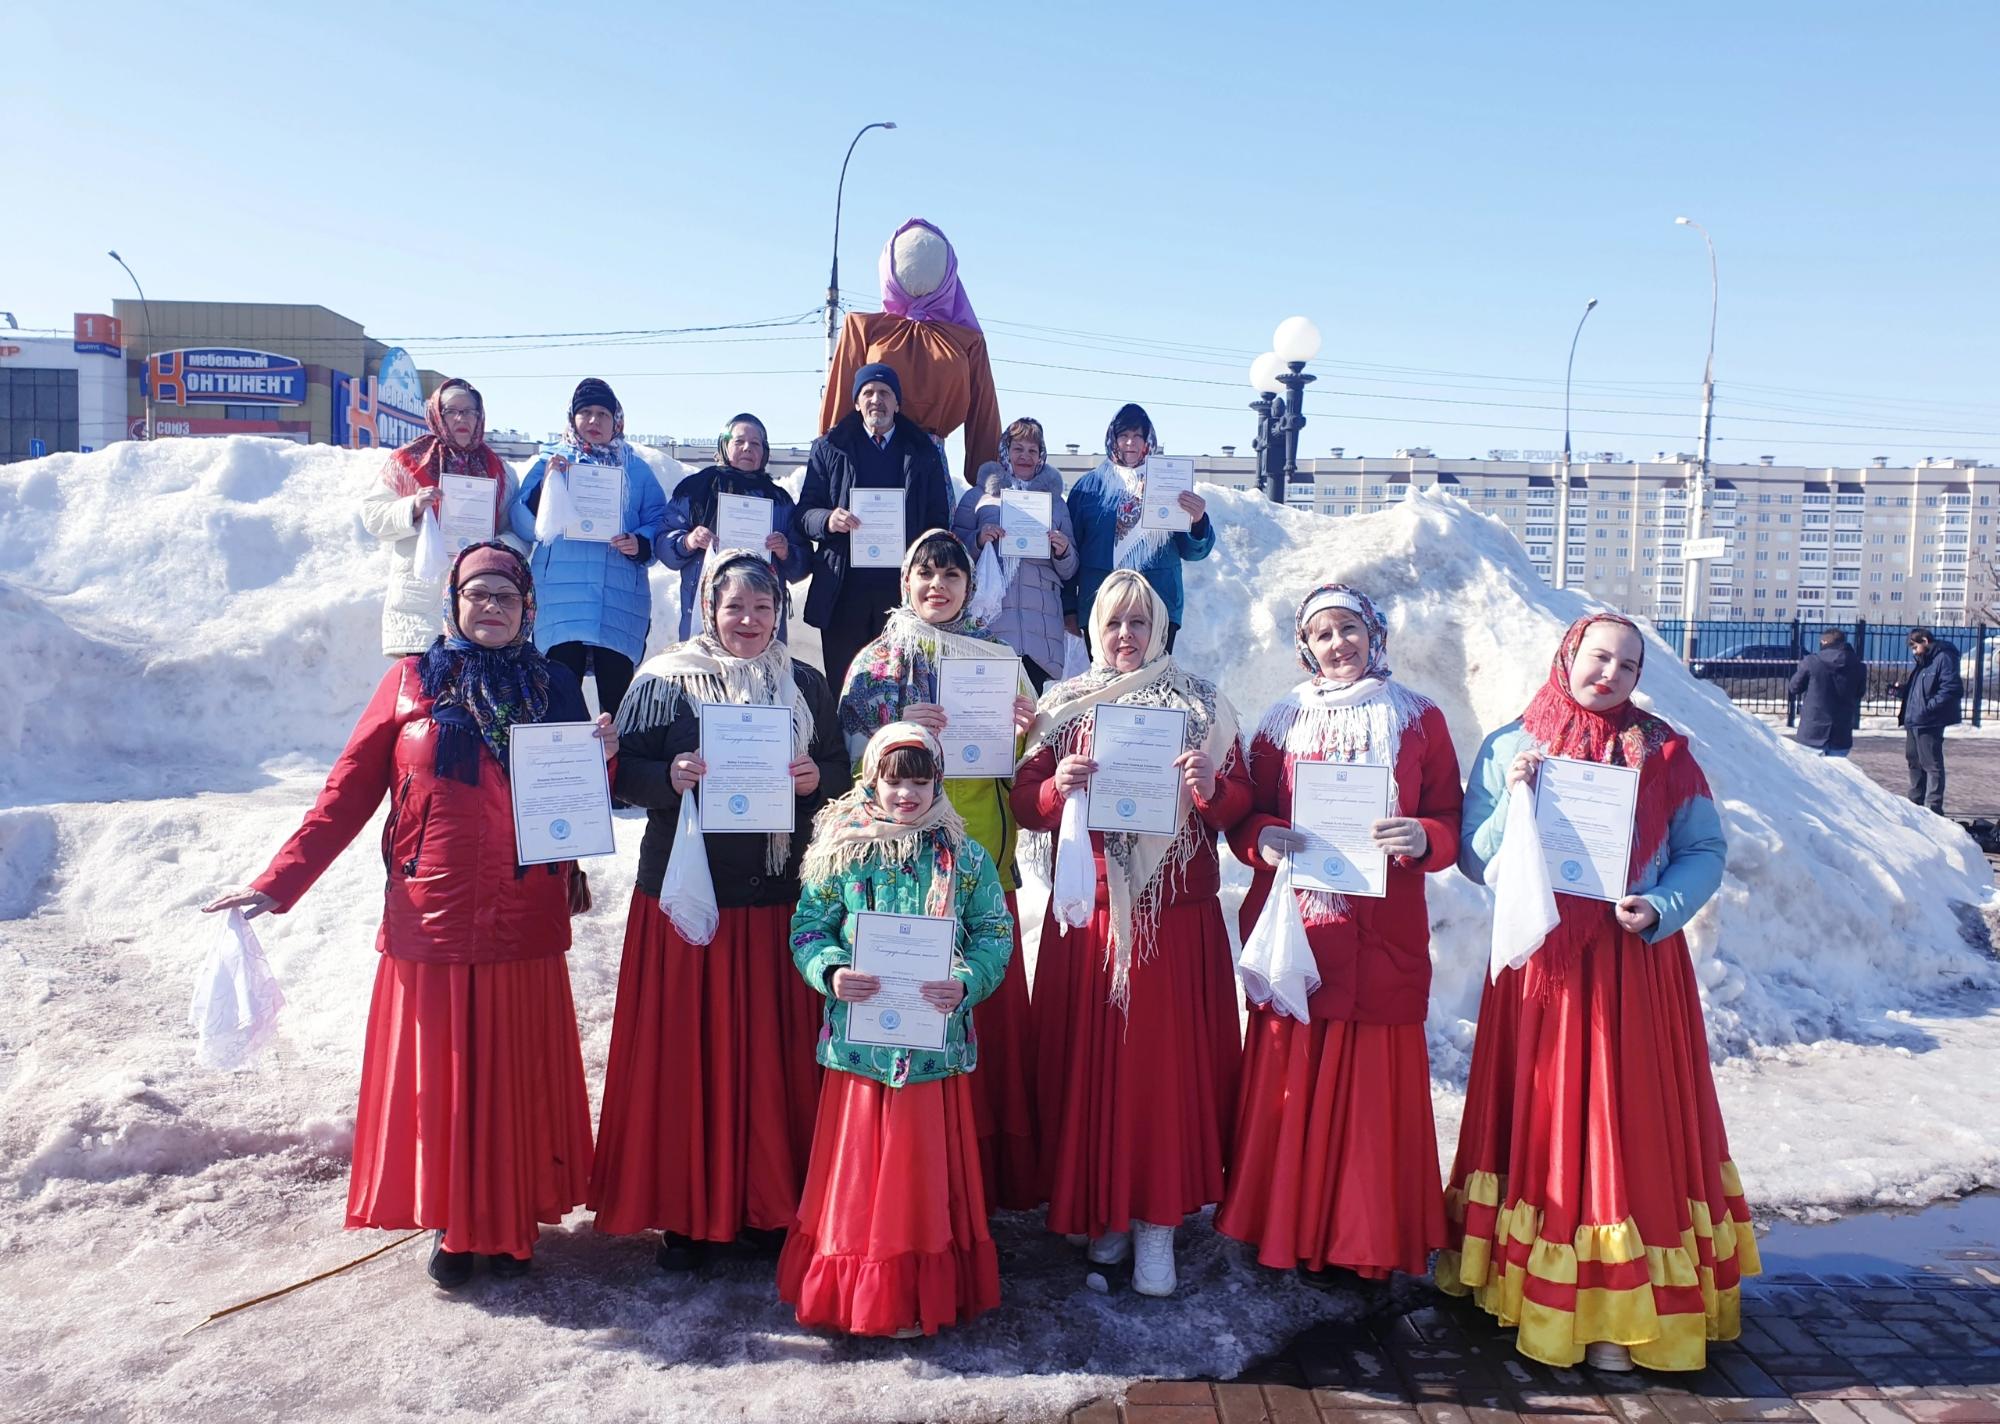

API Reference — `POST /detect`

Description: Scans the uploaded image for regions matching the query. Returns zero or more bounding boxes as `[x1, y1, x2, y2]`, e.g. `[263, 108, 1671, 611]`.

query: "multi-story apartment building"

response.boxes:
[657, 437, 1997, 628]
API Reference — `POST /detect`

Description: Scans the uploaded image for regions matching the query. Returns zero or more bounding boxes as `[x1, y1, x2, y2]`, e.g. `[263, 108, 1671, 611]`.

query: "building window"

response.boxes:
[0, 367, 82, 463]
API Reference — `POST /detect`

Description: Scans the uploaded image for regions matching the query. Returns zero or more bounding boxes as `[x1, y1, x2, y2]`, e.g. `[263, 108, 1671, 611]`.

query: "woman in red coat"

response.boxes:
[204, 542, 612, 1289]
[1215, 583, 1462, 1283]
[1012, 568, 1249, 1298]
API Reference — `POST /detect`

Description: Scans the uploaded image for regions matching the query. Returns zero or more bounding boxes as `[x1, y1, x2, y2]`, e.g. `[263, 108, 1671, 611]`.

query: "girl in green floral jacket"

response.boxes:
[777, 722, 1013, 1338]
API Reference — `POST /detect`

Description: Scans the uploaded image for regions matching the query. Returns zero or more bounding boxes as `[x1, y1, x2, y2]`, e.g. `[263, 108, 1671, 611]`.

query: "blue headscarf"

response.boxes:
[1294, 582, 1391, 683]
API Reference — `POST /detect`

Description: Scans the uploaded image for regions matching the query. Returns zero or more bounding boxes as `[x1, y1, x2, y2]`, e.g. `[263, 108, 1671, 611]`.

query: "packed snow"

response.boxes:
[2, 438, 1995, 1422]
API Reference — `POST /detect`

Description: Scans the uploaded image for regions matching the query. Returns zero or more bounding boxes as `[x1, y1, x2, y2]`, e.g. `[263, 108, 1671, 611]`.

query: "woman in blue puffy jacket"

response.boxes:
[510, 378, 669, 717]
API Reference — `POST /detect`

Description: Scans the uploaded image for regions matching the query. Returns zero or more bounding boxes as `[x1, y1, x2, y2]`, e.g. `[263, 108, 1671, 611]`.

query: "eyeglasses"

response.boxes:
[461, 589, 523, 611]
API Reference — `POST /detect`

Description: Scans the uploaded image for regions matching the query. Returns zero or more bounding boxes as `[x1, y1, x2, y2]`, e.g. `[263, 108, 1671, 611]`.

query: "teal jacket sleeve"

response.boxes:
[950, 845, 1014, 1010]
[790, 875, 852, 993]
[1638, 793, 1727, 943]
[1457, 723, 1525, 886]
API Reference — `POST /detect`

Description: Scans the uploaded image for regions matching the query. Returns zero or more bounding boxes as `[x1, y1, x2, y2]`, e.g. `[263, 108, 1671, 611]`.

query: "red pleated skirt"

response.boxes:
[1216, 1011, 1445, 1277]
[1438, 921, 1761, 1371]
[777, 1070, 1000, 1337]
[965, 889, 1038, 1210]
[1030, 896, 1243, 1238]
[346, 951, 593, 1259]
[589, 894, 823, 1240]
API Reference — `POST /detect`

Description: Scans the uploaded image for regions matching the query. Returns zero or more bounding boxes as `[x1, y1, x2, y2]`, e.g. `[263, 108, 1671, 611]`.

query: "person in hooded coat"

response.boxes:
[1440, 613, 1758, 1373]
[589, 552, 849, 1272]
[1217, 584, 1462, 1283]
[1066, 403, 1214, 651]
[1788, 628, 1865, 756]
[359, 377, 520, 657]
[510, 377, 669, 719]
[952, 416, 1081, 691]
[659, 412, 810, 642]
[203, 543, 610, 1290]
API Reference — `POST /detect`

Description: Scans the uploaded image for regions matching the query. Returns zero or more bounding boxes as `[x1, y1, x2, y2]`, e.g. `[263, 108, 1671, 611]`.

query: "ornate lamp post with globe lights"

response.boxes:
[1247, 317, 1322, 505]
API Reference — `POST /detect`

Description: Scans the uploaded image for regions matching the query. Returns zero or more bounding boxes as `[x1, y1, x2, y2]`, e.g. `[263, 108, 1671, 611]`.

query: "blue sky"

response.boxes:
[6, 1, 1996, 465]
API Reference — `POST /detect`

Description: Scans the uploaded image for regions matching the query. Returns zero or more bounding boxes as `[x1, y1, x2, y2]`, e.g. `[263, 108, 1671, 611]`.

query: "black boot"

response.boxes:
[427, 1232, 476, 1289]
[656, 1233, 708, 1272]
[485, 1252, 531, 1280]
[738, 1226, 787, 1255]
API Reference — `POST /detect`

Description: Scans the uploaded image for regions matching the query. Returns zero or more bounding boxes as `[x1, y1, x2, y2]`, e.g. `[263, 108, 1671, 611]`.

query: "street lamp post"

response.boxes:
[1674, 216, 1719, 659]
[1555, 296, 1599, 590]
[1265, 317, 1321, 506]
[825, 121, 897, 383]
[108, 249, 154, 441]
[1248, 350, 1284, 498]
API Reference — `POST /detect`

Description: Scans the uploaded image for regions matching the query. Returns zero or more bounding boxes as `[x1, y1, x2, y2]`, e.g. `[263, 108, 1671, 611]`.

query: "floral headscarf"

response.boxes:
[418, 542, 552, 785]
[1294, 582, 1391, 684]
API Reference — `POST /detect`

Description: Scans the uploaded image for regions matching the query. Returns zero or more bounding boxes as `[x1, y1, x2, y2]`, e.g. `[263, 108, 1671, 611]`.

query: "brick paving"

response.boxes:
[1065, 1263, 2000, 1423]
[1835, 732, 2000, 820]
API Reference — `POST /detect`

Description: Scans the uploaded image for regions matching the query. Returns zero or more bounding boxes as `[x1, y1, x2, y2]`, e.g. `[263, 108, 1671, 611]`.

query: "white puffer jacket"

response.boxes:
[358, 462, 523, 655]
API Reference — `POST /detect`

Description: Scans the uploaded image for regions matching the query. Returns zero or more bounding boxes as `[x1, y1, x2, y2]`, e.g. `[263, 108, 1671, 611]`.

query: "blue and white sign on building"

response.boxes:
[144, 348, 308, 407]
[332, 348, 427, 450]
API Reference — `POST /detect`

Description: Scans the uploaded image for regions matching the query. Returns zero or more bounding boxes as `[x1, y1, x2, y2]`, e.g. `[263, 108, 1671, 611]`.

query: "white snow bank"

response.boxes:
[2, 441, 1996, 1423]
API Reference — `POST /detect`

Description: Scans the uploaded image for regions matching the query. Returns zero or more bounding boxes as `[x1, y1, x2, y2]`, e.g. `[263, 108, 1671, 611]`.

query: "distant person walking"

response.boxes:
[1789, 628, 1865, 757]
[1893, 627, 1962, 813]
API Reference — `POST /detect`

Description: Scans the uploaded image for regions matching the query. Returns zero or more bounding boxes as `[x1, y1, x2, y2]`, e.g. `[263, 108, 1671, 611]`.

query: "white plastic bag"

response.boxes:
[1488, 786, 1560, 982]
[661, 787, 719, 945]
[965, 540, 1007, 625]
[1050, 792, 1095, 930]
[412, 506, 451, 582]
[532, 465, 572, 544]
[1236, 859, 1320, 1023]
[1060, 631, 1091, 682]
[188, 910, 286, 1070]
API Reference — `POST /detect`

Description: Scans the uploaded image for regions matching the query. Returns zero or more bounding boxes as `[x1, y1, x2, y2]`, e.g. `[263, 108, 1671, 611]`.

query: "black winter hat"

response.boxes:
[570, 377, 622, 420]
[1104, 402, 1157, 457]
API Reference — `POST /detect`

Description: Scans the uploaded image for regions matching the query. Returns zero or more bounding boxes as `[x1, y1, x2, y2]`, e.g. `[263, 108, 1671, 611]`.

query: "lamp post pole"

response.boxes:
[825, 121, 897, 386]
[1272, 366, 1315, 507]
[1249, 392, 1278, 498]
[1556, 296, 1599, 590]
[1675, 217, 1719, 658]
[1260, 318, 1322, 507]
[108, 250, 153, 441]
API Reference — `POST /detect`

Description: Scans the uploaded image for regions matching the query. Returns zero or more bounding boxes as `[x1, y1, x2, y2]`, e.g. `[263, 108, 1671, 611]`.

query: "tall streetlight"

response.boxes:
[1555, 296, 1599, 590]
[1263, 317, 1321, 505]
[108, 250, 154, 441]
[1674, 216, 1718, 657]
[825, 121, 897, 380]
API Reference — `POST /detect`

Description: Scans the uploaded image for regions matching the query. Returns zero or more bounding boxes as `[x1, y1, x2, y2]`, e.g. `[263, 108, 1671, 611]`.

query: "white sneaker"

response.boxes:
[1131, 1221, 1177, 1297]
[1086, 1231, 1130, 1265]
[1585, 1342, 1634, 1372]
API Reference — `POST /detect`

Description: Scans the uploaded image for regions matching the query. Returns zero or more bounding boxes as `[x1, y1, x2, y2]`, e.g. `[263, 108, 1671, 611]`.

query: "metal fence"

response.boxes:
[1652, 618, 1992, 727]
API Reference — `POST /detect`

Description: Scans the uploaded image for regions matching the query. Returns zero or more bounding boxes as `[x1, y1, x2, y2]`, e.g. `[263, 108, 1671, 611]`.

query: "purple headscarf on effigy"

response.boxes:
[878, 217, 982, 332]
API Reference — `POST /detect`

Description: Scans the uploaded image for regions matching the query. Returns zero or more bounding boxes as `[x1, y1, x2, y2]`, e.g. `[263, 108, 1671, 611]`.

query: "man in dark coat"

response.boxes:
[795, 361, 951, 689]
[1789, 628, 1866, 757]
[1892, 627, 1962, 813]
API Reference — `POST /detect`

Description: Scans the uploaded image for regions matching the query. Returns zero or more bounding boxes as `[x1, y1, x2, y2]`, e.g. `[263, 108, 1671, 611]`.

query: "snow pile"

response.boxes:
[2, 440, 1997, 1423]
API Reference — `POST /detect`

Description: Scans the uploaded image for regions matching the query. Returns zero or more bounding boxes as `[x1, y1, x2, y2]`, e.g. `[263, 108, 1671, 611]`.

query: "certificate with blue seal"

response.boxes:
[1085, 702, 1186, 837]
[509, 721, 616, 865]
[1288, 759, 1393, 897]
[1532, 755, 1638, 903]
[847, 911, 955, 1051]
[697, 702, 795, 834]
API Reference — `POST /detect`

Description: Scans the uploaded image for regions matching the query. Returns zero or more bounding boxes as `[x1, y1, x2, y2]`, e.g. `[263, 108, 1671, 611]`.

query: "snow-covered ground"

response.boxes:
[2, 438, 1996, 1422]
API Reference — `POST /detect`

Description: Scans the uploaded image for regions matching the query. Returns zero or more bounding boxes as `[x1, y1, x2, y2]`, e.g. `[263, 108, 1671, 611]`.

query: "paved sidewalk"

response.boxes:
[1066, 1200, 2000, 1424]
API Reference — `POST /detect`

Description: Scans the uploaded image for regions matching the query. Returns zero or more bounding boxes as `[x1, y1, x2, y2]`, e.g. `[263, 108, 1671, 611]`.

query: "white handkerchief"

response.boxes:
[1489, 786, 1560, 982]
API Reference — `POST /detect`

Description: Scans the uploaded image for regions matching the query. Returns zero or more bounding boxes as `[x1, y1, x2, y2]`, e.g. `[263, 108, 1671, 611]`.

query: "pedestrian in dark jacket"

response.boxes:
[1789, 629, 1865, 756]
[1892, 627, 1962, 813]
[796, 362, 951, 689]
[589, 552, 850, 1273]
[659, 412, 809, 641]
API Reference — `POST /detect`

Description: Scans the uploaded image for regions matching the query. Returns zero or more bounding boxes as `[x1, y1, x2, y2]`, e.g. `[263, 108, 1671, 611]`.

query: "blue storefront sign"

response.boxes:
[332, 347, 427, 450]
[144, 348, 308, 407]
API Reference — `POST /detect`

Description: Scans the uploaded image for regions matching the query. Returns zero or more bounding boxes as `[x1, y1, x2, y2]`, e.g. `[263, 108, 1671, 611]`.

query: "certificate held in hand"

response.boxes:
[698, 702, 795, 833]
[1086, 702, 1188, 837]
[509, 722, 617, 865]
[846, 911, 956, 1051]
[1288, 760, 1393, 898]
[562, 462, 625, 542]
[938, 656, 1021, 778]
[437, 473, 497, 552]
[999, 489, 1053, 560]
[1533, 755, 1639, 902]
[713, 492, 775, 554]
[1139, 456, 1196, 533]
[849, 488, 907, 569]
